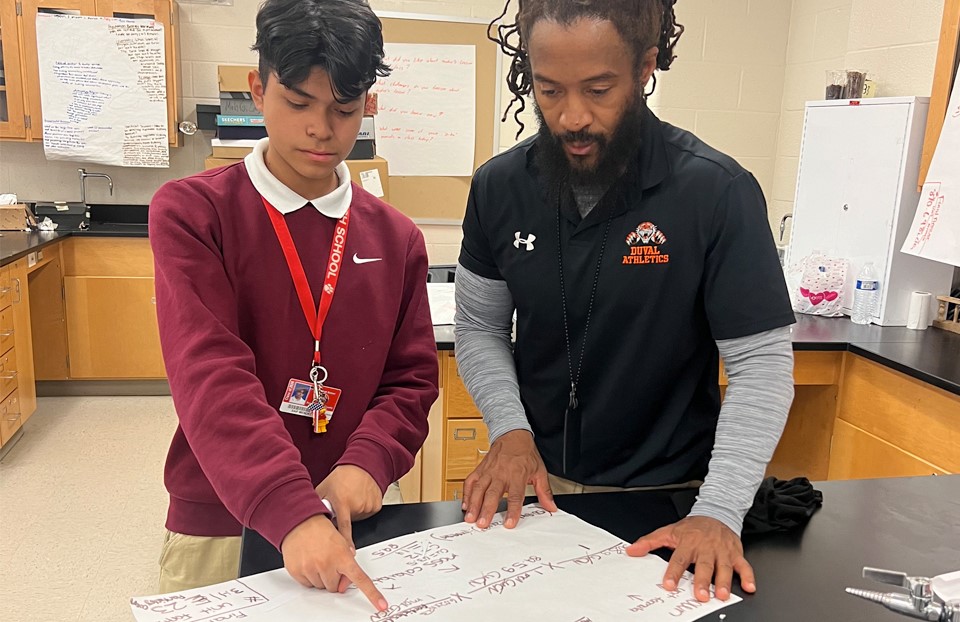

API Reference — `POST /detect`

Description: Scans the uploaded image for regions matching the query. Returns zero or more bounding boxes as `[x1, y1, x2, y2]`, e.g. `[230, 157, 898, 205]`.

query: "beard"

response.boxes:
[534, 92, 644, 188]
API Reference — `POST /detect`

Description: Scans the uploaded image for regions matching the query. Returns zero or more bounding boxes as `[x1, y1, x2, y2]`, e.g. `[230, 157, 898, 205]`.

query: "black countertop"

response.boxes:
[3, 231, 957, 395]
[239, 475, 960, 622]
[438, 314, 960, 396]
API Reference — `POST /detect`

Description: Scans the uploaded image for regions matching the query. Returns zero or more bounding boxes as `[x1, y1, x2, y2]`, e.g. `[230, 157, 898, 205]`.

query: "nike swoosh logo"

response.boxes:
[352, 253, 382, 264]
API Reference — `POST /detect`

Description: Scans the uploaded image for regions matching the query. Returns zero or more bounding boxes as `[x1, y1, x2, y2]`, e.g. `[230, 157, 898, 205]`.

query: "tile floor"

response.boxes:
[0, 395, 408, 622]
[0, 396, 178, 622]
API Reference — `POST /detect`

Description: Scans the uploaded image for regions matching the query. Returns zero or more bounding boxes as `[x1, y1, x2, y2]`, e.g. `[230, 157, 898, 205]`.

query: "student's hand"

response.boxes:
[315, 465, 383, 552]
[461, 430, 558, 530]
[626, 515, 755, 602]
[280, 514, 387, 612]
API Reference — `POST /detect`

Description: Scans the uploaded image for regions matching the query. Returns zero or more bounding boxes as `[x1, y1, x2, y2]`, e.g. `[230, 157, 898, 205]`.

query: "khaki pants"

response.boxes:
[157, 483, 404, 593]
[158, 531, 242, 593]
[547, 473, 701, 494]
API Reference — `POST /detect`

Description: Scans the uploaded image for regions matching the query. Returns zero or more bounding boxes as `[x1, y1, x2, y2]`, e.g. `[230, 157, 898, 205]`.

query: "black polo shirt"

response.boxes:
[459, 107, 795, 487]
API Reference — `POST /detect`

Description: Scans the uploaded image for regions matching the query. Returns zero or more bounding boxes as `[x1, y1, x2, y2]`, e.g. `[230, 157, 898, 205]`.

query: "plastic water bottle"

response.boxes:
[851, 262, 880, 325]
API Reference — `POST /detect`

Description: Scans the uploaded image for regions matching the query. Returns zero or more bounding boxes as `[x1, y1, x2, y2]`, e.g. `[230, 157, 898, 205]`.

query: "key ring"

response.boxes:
[309, 365, 328, 385]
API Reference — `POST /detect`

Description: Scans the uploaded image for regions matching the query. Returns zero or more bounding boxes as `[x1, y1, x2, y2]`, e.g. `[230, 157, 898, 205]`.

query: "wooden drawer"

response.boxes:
[828, 419, 948, 480]
[0, 267, 13, 310]
[443, 354, 483, 419]
[61, 237, 155, 277]
[444, 480, 465, 502]
[0, 390, 22, 446]
[838, 354, 960, 472]
[0, 347, 17, 400]
[720, 351, 842, 387]
[0, 304, 14, 355]
[444, 418, 490, 480]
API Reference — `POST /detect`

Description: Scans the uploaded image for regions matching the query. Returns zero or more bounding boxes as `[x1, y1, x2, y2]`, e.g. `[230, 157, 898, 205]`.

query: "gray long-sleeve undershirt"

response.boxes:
[453, 263, 794, 535]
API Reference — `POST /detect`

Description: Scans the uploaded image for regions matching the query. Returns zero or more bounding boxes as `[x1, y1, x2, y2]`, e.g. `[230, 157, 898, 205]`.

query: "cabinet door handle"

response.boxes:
[0, 330, 13, 337]
[0, 371, 17, 380]
[453, 428, 476, 441]
[477, 449, 489, 456]
[13, 278, 22, 304]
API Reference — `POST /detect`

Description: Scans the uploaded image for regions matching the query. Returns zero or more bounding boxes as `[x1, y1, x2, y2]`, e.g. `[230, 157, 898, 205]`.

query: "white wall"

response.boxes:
[771, 0, 946, 245]
[0, 0, 950, 268]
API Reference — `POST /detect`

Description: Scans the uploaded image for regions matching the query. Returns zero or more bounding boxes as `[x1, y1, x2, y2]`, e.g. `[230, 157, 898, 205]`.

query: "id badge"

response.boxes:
[279, 378, 342, 419]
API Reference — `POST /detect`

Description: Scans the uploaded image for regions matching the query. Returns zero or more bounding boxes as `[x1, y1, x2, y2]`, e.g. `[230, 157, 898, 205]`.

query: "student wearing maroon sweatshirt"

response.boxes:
[149, 0, 438, 610]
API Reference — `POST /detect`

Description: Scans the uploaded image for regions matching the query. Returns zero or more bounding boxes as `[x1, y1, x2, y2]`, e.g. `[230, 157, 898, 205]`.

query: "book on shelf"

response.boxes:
[216, 115, 265, 126]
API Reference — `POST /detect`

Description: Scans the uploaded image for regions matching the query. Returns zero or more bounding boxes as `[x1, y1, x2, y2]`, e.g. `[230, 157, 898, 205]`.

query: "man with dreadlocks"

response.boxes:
[454, 0, 796, 604]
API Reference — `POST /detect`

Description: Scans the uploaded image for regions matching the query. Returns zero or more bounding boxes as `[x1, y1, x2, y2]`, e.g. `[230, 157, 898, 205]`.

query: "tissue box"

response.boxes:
[0, 204, 33, 230]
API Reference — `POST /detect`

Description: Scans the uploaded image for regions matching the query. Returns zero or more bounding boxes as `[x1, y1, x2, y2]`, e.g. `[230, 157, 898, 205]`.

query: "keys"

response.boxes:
[309, 365, 330, 434]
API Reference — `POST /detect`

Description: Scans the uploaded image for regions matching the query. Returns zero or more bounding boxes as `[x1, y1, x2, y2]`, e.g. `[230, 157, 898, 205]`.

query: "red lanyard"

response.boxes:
[262, 197, 350, 366]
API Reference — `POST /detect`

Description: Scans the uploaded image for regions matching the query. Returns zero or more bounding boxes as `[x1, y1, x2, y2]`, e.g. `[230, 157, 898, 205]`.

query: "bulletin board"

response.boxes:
[378, 13, 501, 221]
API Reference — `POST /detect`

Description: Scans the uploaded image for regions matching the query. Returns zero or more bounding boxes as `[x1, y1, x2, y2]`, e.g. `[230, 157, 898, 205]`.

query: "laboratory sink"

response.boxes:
[86, 203, 149, 227]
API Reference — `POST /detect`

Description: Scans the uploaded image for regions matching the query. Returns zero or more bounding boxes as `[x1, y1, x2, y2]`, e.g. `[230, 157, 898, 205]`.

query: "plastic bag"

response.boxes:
[790, 252, 848, 316]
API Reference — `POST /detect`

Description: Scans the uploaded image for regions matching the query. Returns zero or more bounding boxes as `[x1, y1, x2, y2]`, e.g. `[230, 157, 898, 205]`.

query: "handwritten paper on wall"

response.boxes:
[375, 43, 475, 177]
[902, 66, 960, 267]
[130, 506, 739, 621]
[35, 13, 169, 168]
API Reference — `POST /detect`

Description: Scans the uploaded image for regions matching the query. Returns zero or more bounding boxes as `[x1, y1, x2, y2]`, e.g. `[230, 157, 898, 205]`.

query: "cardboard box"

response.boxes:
[0, 204, 33, 231]
[205, 157, 243, 170]
[218, 65, 256, 93]
[211, 146, 254, 158]
[346, 156, 390, 202]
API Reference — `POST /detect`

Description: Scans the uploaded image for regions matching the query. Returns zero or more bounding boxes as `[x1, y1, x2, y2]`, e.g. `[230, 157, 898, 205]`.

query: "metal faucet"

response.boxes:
[847, 567, 960, 621]
[779, 213, 793, 242]
[78, 168, 113, 229]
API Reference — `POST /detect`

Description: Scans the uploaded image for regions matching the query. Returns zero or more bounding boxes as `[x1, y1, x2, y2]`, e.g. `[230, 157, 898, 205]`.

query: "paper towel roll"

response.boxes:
[906, 291, 932, 330]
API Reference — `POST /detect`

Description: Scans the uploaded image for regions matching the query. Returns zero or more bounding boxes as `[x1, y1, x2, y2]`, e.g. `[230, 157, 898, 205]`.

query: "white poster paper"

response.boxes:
[902, 66, 960, 266]
[374, 43, 475, 176]
[131, 506, 739, 622]
[35, 13, 169, 168]
[359, 168, 385, 198]
[427, 282, 456, 325]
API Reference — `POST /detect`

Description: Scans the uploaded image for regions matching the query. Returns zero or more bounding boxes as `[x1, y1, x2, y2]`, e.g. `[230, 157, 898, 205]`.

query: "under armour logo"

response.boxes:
[514, 231, 536, 251]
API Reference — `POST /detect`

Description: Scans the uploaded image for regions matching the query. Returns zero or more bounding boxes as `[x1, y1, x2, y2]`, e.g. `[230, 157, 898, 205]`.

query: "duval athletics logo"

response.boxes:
[623, 222, 669, 265]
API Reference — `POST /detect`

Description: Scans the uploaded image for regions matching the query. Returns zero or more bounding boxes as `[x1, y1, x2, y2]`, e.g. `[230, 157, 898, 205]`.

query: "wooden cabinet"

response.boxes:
[64, 275, 165, 378]
[10, 258, 37, 419]
[0, 0, 28, 138]
[4, 0, 179, 143]
[830, 354, 959, 478]
[0, 256, 37, 449]
[61, 237, 165, 379]
[827, 419, 948, 480]
[439, 353, 488, 501]
[419, 349, 957, 500]
[29, 254, 69, 380]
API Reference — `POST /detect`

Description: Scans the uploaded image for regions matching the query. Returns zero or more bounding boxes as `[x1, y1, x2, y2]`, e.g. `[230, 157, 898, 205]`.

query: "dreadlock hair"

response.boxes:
[252, 0, 391, 104]
[489, 0, 684, 137]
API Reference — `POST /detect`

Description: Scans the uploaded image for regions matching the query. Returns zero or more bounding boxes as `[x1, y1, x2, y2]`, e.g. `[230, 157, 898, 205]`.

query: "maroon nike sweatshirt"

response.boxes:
[150, 162, 438, 549]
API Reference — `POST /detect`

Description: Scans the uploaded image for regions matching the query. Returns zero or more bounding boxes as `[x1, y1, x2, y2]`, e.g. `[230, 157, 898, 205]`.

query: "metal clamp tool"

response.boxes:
[846, 567, 960, 621]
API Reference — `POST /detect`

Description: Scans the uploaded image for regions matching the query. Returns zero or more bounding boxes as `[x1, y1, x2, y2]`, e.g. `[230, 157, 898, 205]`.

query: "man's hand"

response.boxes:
[625, 516, 755, 602]
[315, 465, 383, 552]
[280, 514, 387, 612]
[461, 430, 558, 529]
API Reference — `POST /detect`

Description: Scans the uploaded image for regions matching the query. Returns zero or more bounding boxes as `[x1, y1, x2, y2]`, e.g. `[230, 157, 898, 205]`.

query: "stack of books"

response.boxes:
[205, 66, 263, 166]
